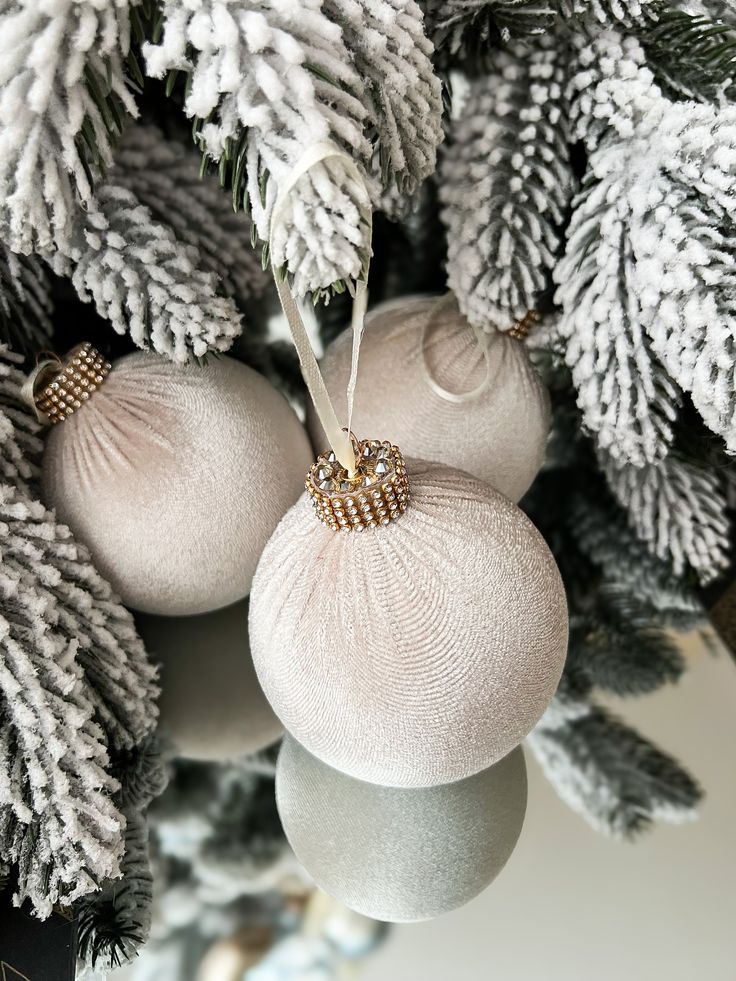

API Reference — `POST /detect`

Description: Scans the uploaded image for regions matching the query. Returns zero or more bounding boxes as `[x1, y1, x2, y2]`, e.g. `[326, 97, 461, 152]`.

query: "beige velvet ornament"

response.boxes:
[250, 459, 568, 788]
[307, 295, 551, 502]
[135, 600, 282, 761]
[276, 735, 527, 922]
[41, 351, 313, 615]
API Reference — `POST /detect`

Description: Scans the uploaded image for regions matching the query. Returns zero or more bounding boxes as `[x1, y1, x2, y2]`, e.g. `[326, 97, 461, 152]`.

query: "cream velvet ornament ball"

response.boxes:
[250, 458, 568, 788]
[277, 735, 527, 922]
[136, 600, 282, 761]
[41, 350, 312, 614]
[307, 296, 550, 502]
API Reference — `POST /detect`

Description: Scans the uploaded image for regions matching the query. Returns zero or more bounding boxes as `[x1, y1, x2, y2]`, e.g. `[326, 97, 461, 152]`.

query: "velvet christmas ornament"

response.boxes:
[307, 295, 550, 501]
[135, 600, 282, 761]
[40, 347, 312, 615]
[250, 456, 568, 788]
[276, 735, 527, 922]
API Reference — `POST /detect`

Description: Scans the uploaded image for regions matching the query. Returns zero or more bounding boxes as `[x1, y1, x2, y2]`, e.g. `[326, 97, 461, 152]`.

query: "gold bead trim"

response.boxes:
[306, 437, 410, 532]
[508, 310, 539, 341]
[34, 342, 111, 424]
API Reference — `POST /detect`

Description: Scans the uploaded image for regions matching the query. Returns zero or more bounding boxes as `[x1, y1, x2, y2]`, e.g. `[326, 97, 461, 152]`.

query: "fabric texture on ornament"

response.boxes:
[135, 600, 282, 761]
[42, 352, 312, 615]
[307, 296, 550, 502]
[250, 460, 568, 788]
[277, 735, 527, 922]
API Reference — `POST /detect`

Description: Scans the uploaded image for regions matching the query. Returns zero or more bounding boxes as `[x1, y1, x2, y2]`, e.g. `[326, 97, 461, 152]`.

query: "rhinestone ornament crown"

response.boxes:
[34, 342, 111, 424]
[306, 436, 410, 531]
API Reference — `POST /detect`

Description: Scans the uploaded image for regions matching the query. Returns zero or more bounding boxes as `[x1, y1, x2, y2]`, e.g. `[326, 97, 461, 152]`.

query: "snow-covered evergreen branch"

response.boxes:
[630, 105, 736, 453]
[0, 479, 124, 915]
[423, 0, 556, 61]
[571, 493, 704, 626]
[600, 448, 731, 583]
[441, 36, 575, 329]
[0, 350, 44, 496]
[638, 7, 736, 104]
[48, 183, 243, 362]
[0, 352, 160, 917]
[78, 738, 168, 970]
[0, 249, 53, 356]
[529, 694, 701, 837]
[559, 30, 736, 460]
[554, 172, 681, 465]
[144, 0, 372, 296]
[0, 0, 139, 254]
[324, 0, 442, 202]
[111, 125, 270, 309]
[558, 0, 660, 28]
[144, 0, 442, 296]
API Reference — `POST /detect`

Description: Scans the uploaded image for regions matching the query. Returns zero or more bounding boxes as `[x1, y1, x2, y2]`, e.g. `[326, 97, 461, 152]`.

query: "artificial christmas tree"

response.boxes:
[0, 0, 734, 974]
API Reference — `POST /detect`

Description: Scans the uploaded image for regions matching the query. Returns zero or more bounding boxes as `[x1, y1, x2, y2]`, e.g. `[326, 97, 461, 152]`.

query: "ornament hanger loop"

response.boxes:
[269, 141, 372, 476]
[420, 299, 539, 405]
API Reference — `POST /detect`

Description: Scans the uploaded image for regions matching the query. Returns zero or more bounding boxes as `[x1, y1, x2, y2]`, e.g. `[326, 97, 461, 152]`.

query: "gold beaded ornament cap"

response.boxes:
[306, 434, 410, 532]
[33, 342, 111, 424]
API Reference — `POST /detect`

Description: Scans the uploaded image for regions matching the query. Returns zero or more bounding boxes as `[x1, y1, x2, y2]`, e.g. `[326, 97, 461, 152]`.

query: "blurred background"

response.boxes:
[118, 631, 735, 981]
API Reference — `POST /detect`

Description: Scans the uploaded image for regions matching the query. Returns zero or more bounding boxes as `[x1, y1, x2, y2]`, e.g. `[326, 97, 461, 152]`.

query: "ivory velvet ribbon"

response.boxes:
[269, 144, 498, 468]
[269, 142, 371, 476]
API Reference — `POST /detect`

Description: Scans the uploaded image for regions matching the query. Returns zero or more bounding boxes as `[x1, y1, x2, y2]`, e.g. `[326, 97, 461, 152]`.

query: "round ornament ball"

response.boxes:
[307, 295, 550, 502]
[250, 451, 568, 788]
[277, 735, 527, 922]
[41, 348, 312, 615]
[135, 600, 282, 761]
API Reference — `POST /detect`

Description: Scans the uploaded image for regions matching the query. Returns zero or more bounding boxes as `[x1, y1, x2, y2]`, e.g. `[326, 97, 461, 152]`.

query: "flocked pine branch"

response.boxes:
[0, 349, 45, 496]
[1, 355, 159, 751]
[324, 0, 443, 202]
[46, 183, 243, 362]
[0, 0, 140, 255]
[600, 448, 731, 583]
[523, 405, 696, 698]
[78, 738, 168, 970]
[557, 33, 677, 466]
[571, 493, 704, 627]
[0, 248, 53, 356]
[566, 598, 686, 695]
[627, 105, 736, 452]
[553, 170, 681, 466]
[144, 0, 443, 297]
[423, 0, 556, 71]
[0, 352, 161, 917]
[528, 693, 701, 837]
[440, 35, 576, 330]
[557, 0, 660, 28]
[638, 7, 736, 103]
[422, 0, 660, 69]
[0, 487, 124, 916]
[111, 124, 270, 309]
[558, 30, 736, 461]
[144, 0, 373, 297]
[566, 30, 661, 154]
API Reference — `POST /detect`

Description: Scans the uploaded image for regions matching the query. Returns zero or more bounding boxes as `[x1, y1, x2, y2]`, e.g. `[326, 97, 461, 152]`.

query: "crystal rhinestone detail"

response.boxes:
[34, 342, 111, 425]
[306, 437, 410, 532]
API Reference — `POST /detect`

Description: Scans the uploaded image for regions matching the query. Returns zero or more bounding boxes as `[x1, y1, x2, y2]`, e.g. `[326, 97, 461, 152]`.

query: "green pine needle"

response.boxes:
[639, 8, 736, 102]
[77, 898, 145, 969]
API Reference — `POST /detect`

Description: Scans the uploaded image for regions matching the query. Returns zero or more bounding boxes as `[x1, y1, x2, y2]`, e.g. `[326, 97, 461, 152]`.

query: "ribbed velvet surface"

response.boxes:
[135, 600, 282, 761]
[277, 735, 527, 922]
[307, 296, 550, 502]
[250, 459, 568, 788]
[42, 352, 313, 615]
